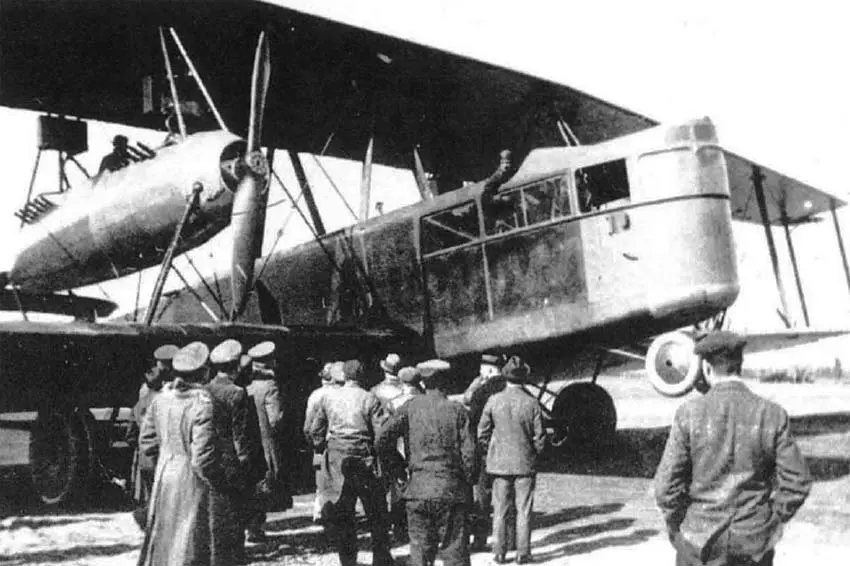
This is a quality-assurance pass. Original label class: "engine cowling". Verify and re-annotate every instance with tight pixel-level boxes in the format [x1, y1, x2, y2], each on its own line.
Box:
[645, 331, 703, 397]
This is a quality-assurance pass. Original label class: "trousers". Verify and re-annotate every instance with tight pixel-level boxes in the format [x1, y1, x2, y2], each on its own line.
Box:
[407, 499, 470, 566]
[492, 475, 535, 558]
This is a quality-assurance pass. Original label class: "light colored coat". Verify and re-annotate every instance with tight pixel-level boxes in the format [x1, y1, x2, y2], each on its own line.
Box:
[478, 385, 545, 476]
[137, 380, 230, 566]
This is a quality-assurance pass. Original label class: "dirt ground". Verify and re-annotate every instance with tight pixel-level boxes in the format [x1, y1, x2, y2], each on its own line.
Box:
[1, 375, 849, 566]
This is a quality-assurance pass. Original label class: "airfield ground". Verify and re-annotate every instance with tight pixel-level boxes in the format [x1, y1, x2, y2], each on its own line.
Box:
[1, 374, 848, 565]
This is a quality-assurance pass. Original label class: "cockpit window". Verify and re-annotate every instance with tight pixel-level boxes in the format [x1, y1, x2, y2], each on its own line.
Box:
[484, 175, 571, 235]
[421, 201, 481, 254]
[575, 159, 630, 212]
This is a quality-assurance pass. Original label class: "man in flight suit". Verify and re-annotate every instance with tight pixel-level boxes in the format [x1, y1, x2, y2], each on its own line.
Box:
[305, 361, 337, 522]
[655, 331, 812, 566]
[310, 359, 394, 566]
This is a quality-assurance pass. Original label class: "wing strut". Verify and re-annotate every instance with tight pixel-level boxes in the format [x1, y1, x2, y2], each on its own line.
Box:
[158, 27, 187, 139]
[830, 198, 850, 298]
[359, 135, 374, 221]
[752, 165, 793, 328]
[168, 28, 228, 132]
[288, 151, 325, 236]
[780, 205, 810, 327]
[143, 184, 202, 325]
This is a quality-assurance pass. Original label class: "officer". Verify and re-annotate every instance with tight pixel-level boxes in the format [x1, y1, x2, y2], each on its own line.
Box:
[478, 356, 545, 565]
[655, 331, 812, 566]
[378, 359, 476, 566]
[244, 341, 289, 542]
[372, 353, 404, 407]
[309, 359, 394, 566]
[463, 353, 508, 551]
[304, 361, 337, 523]
[130, 343, 178, 511]
[207, 338, 261, 563]
[137, 341, 230, 566]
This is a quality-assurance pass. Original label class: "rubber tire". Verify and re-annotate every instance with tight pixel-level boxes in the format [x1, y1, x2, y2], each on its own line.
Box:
[549, 382, 617, 446]
[645, 331, 701, 398]
[29, 408, 93, 506]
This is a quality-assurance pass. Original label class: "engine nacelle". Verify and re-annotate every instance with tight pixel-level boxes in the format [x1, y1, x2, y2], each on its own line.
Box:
[645, 331, 703, 397]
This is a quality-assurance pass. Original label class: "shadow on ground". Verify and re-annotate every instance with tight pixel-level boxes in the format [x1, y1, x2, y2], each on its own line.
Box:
[540, 412, 850, 482]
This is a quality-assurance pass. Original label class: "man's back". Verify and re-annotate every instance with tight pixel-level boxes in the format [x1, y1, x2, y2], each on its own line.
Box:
[479, 386, 545, 476]
[314, 382, 382, 453]
[655, 380, 811, 556]
[391, 391, 475, 501]
[206, 373, 252, 489]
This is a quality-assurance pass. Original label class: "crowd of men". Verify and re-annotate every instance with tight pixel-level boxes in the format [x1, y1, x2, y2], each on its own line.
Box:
[128, 331, 812, 566]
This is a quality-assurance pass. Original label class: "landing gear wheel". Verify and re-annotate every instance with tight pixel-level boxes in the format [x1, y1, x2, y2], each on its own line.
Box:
[29, 408, 94, 506]
[645, 331, 702, 397]
[549, 382, 617, 446]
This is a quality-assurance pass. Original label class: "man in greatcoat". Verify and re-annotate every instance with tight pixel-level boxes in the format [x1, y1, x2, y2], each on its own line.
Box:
[130, 343, 177, 514]
[477, 356, 545, 565]
[654, 331, 812, 566]
[309, 359, 394, 566]
[243, 341, 289, 541]
[378, 359, 476, 566]
[137, 342, 231, 566]
[207, 338, 260, 564]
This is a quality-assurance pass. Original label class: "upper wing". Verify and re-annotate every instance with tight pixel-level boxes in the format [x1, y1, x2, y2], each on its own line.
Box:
[726, 153, 846, 225]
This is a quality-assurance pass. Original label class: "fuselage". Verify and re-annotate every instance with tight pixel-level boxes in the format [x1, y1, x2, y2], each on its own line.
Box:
[3, 130, 244, 293]
[155, 118, 740, 369]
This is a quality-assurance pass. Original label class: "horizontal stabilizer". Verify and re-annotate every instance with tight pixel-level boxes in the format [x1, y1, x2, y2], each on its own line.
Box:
[742, 328, 850, 355]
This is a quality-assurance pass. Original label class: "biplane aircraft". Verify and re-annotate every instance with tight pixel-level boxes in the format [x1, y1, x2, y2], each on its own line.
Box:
[0, 0, 848, 505]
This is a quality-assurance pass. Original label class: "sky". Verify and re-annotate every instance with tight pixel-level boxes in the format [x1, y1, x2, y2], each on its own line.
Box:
[1, 0, 849, 333]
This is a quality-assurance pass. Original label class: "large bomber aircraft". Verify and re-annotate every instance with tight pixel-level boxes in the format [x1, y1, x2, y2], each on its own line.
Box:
[0, 0, 847, 504]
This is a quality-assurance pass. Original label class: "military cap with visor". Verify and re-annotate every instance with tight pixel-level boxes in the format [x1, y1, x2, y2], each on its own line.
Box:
[210, 339, 243, 365]
[153, 344, 179, 362]
[172, 342, 210, 373]
[248, 341, 276, 362]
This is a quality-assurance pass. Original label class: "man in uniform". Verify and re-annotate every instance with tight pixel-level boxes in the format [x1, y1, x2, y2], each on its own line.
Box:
[304, 361, 337, 523]
[137, 341, 231, 566]
[309, 359, 394, 566]
[378, 359, 476, 566]
[207, 338, 261, 564]
[244, 341, 288, 541]
[372, 353, 404, 407]
[130, 343, 177, 518]
[655, 331, 812, 566]
[478, 356, 545, 565]
[463, 353, 508, 551]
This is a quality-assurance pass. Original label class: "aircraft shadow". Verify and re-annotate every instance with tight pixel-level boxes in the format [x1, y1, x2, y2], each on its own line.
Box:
[541, 411, 850, 482]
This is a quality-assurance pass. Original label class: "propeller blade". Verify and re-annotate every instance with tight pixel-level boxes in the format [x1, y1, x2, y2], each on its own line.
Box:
[230, 169, 269, 320]
[246, 31, 270, 153]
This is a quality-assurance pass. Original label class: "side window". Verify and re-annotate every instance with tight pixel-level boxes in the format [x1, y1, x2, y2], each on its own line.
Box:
[576, 159, 630, 212]
[524, 176, 571, 225]
[484, 190, 524, 235]
[421, 201, 481, 254]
